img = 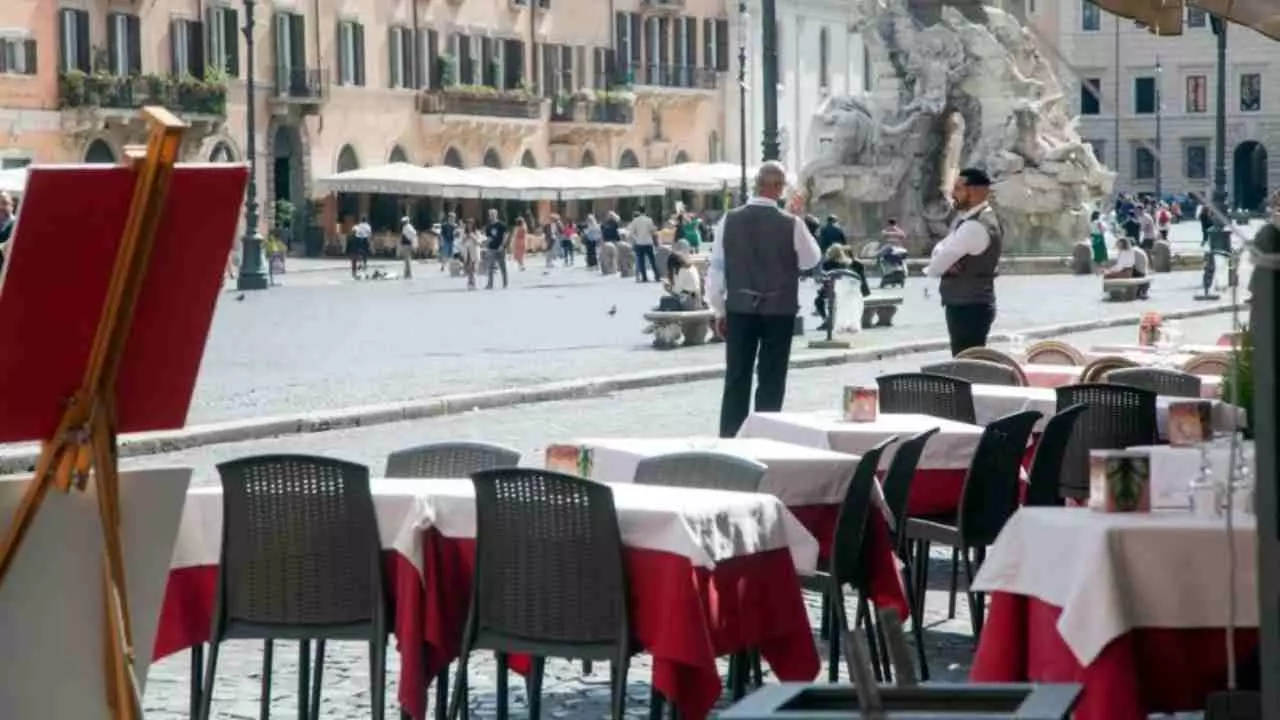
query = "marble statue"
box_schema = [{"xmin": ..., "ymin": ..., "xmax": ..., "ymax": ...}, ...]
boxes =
[
  {"xmin": 799, "ymin": 1, "xmax": 1114, "ymax": 254},
  {"xmin": 617, "ymin": 241, "xmax": 636, "ymax": 278}
]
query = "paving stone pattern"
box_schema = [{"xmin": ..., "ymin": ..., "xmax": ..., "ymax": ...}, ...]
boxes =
[{"xmin": 138, "ymin": 313, "xmax": 1239, "ymax": 718}]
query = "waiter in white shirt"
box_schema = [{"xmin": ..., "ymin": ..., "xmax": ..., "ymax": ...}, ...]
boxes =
[
  {"xmin": 707, "ymin": 162, "xmax": 823, "ymax": 437},
  {"xmin": 925, "ymin": 168, "xmax": 1003, "ymax": 356}
]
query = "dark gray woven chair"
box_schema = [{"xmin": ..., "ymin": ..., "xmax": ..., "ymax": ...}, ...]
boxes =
[
  {"xmin": 921, "ymin": 359, "xmax": 1024, "ymax": 387},
  {"xmin": 633, "ymin": 451, "xmax": 767, "ymax": 492},
  {"xmin": 385, "ymin": 440, "xmax": 521, "ymax": 478},
  {"xmin": 450, "ymin": 468, "xmax": 635, "ymax": 720},
  {"xmin": 1055, "ymin": 384, "xmax": 1158, "ymax": 501},
  {"xmin": 199, "ymin": 455, "xmax": 388, "ymax": 720},
  {"xmin": 877, "ymin": 372, "xmax": 978, "ymax": 424},
  {"xmin": 1025, "ymin": 404, "xmax": 1088, "ymax": 507},
  {"xmin": 1105, "ymin": 367, "xmax": 1203, "ymax": 398}
]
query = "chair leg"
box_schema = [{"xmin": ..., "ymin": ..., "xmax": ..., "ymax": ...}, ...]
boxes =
[
  {"xmin": 370, "ymin": 635, "xmax": 387, "ymax": 720},
  {"xmin": 729, "ymin": 652, "xmax": 748, "ymax": 699},
  {"xmin": 447, "ymin": 653, "xmax": 467, "ymax": 720},
  {"xmin": 297, "ymin": 640, "xmax": 311, "ymax": 720},
  {"xmin": 962, "ymin": 546, "xmax": 987, "ymax": 640},
  {"xmin": 260, "ymin": 640, "xmax": 275, "ymax": 720},
  {"xmin": 830, "ymin": 583, "xmax": 850, "ymax": 683},
  {"xmin": 947, "ymin": 547, "xmax": 960, "ymax": 620},
  {"xmin": 647, "ymin": 687, "xmax": 666, "ymax": 720},
  {"xmin": 197, "ymin": 640, "xmax": 221, "ymax": 720},
  {"xmin": 434, "ymin": 667, "xmax": 449, "ymax": 720},
  {"xmin": 899, "ymin": 559, "xmax": 930, "ymax": 681},
  {"xmin": 611, "ymin": 656, "xmax": 631, "ymax": 720},
  {"xmin": 189, "ymin": 643, "xmax": 204, "ymax": 720},
  {"xmin": 819, "ymin": 590, "xmax": 831, "ymax": 640},
  {"xmin": 751, "ymin": 650, "xmax": 763, "ymax": 687},
  {"xmin": 495, "ymin": 653, "xmax": 509, "ymax": 720},
  {"xmin": 310, "ymin": 640, "xmax": 326, "ymax": 720},
  {"xmin": 856, "ymin": 598, "xmax": 883, "ymax": 683},
  {"xmin": 528, "ymin": 657, "xmax": 545, "ymax": 720},
  {"xmin": 914, "ymin": 540, "xmax": 931, "ymax": 623}
]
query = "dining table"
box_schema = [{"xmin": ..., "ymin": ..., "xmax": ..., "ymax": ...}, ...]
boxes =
[
  {"xmin": 737, "ymin": 411, "xmax": 986, "ymax": 517},
  {"xmin": 544, "ymin": 436, "xmax": 910, "ymax": 620},
  {"xmin": 969, "ymin": 383, "xmax": 1244, "ymax": 437},
  {"xmin": 153, "ymin": 478, "xmax": 822, "ymax": 720},
  {"xmin": 1021, "ymin": 363, "xmax": 1223, "ymax": 397},
  {"xmin": 970, "ymin": 506, "xmax": 1258, "ymax": 720}
]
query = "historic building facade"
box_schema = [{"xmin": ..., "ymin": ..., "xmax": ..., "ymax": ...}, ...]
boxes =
[{"xmin": 0, "ymin": 0, "xmax": 63, "ymax": 169}]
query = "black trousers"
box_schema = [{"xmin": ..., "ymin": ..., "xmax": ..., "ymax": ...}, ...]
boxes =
[
  {"xmin": 944, "ymin": 303, "xmax": 996, "ymax": 357},
  {"xmin": 719, "ymin": 312, "xmax": 796, "ymax": 438}
]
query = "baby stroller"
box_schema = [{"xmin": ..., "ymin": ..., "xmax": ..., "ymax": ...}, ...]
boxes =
[{"xmin": 877, "ymin": 245, "xmax": 908, "ymax": 289}]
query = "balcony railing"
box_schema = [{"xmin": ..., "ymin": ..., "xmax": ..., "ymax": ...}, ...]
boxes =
[
  {"xmin": 626, "ymin": 62, "xmax": 717, "ymax": 90},
  {"xmin": 57, "ymin": 71, "xmax": 228, "ymax": 116},
  {"xmin": 418, "ymin": 86, "xmax": 543, "ymax": 119},
  {"xmin": 549, "ymin": 96, "xmax": 635, "ymax": 124},
  {"xmin": 274, "ymin": 67, "xmax": 329, "ymax": 103}
]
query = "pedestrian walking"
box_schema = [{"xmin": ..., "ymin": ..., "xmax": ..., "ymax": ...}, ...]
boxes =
[
  {"xmin": 512, "ymin": 216, "xmax": 528, "ymax": 270},
  {"xmin": 348, "ymin": 216, "xmax": 371, "ymax": 278},
  {"xmin": 706, "ymin": 161, "xmax": 822, "ymax": 438},
  {"xmin": 543, "ymin": 214, "xmax": 561, "ymax": 271},
  {"xmin": 399, "ymin": 216, "xmax": 417, "ymax": 279},
  {"xmin": 925, "ymin": 167, "xmax": 1003, "ymax": 357},
  {"xmin": 438, "ymin": 212, "xmax": 457, "ymax": 271},
  {"xmin": 460, "ymin": 218, "xmax": 481, "ymax": 290},
  {"xmin": 484, "ymin": 208, "xmax": 509, "ymax": 289},
  {"xmin": 584, "ymin": 214, "xmax": 602, "ymax": 267},
  {"xmin": 628, "ymin": 207, "xmax": 659, "ymax": 282}
]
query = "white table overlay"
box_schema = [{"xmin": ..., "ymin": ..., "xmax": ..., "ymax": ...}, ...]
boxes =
[
  {"xmin": 739, "ymin": 411, "xmax": 984, "ymax": 471},
  {"xmin": 969, "ymin": 384, "xmax": 1244, "ymax": 437}
]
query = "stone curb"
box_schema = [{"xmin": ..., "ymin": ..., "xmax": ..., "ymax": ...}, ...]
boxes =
[{"xmin": 0, "ymin": 302, "xmax": 1241, "ymax": 473}]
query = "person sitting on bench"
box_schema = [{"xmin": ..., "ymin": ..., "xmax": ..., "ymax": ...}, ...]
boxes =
[
  {"xmin": 1102, "ymin": 236, "xmax": 1149, "ymax": 298},
  {"xmin": 814, "ymin": 244, "xmax": 870, "ymax": 331}
]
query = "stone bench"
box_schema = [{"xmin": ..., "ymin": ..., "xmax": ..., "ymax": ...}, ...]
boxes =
[
  {"xmin": 1102, "ymin": 277, "xmax": 1151, "ymax": 302},
  {"xmin": 643, "ymin": 309, "xmax": 714, "ymax": 349},
  {"xmin": 861, "ymin": 295, "xmax": 904, "ymax": 328}
]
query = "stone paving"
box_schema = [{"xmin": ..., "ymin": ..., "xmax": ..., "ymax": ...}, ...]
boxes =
[
  {"xmin": 136, "ymin": 312, "xmax": 1240, "ymax": 718},
  {"xmin": 192, "ymin": 221, "xmax": 1253, "ymax": 426}
]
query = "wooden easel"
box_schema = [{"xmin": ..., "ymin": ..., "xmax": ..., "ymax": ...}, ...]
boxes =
[{"xmin": 0, "ymin": 107, "xmax": 186, "ymax": 720}]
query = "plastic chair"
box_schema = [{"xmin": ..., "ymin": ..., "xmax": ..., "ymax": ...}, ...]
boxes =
[
  {"xmin": 385, "ymin": 440, "xmax": 521, "ymax": 478},
  {"xmin": 1055, "ymin": 384, "xmax": 1158, "ymax": 501},
  {"xmin": 877, "ymin": 372, "xmax": 977, "ymax": 424},
  {"xmin": 1106, "ymin": 367, "xmax": 1203, "ymax": 398},
  {"xmin": 1079, "ymin": 355, "xmax": 1140, "ymax": 382},
  {"xmin": 922, "ymin": 359, "xmax": 1025, "ymax": 387},
  {"xmin": 1024, "ymin": 404, "xmax": 1088, "ymax": 507},
  {"xmin": 633, "ymin": 451, "xmax": 767, "ymax": 492}
]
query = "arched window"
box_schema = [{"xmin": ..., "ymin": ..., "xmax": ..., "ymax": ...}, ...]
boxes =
[
  {"xmin": 618, "ymin": 149, "xmax": 639, "ymax": 169},
  {"xmin": 483, "ymin": 148, "xmax": 502, "ymax": 168},
  {"xmin": 336, "ymin": 144, "xmax": 360, "ymax": 172},
  {"xmin": 673, "ymin": 150, "xmax": 690, "ymax": 164},
  {"xmin": 581, "ymin": 149, "xmax": 597, "ymax": 167},
  {"xmin": 708, "ymin": 131, "xmax": 721, "ymax": 163},
  {"xmin": 520, "ymin": 150, "xmax": 537, "ymax": 168},
  {"xmin": 84, "ymin": 139, "xmax": 116, "ymax": 164},
  {"xmin": 443, "ymin": 147, "xmax": 464, "ymax": 168},
  {"xmin": 388, "ymin": 145, "xmax": 409, "ymax": 163},
  {"xmin": 818, "ymin": 27, "xmax": 830, "ymax": 90},
  {"xmin": 209, "ymin": 141, "xmax": 236, "ymax": 163}
]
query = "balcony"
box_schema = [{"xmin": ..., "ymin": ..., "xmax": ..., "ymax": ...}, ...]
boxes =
[
  {"xmin": 417, "ymin": 86, "xmax": 543, "ymax": 120},
  {"xmin": 641, "ymin": 0, "xmax": 685, "ymax": 11},
  {"xmin": 57, "ymin": 71, "xmax": 228, "ymax": 118},
  {"xmin": 549, "ymin": 93, "xmax": 635, "ymax": 125},
  {"xmin": 272, "ymin": 67, "xmax": 328, "ymax": 114},
  {"xmin": 625, "ymin": 63, "xmax": 717, "ymax": 91}
]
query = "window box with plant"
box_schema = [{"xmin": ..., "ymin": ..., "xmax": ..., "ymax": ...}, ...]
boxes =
[{"xmin": 418, "ymin": 78, "xmax": 542, "ymax": 119}]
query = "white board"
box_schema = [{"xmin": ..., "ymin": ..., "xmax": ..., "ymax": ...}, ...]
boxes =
[{"xmin": 0, "ymin": 466, "xmax": 192, "ymax": 719}]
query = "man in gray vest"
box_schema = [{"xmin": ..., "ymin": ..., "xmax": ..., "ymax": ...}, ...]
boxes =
[
  {"xmin": 707, "ymin": 161, "xmax": 822, "ymax": 437},
  {"xmin": 926, "ymin": 167, "xmax": 1003, "ymax": 356}
]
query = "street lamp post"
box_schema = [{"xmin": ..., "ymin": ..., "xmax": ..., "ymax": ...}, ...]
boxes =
[
  {"xmin": 237, "ymin": 0, "xmax": 269, "ymax": 291},
  {"xmin": 1211, "ymin": 17, "xmax": 1229, "ymax": 225},
  {"xmin": 759, "ymin": 0, "xmax": 779, "ymax": 161},
  {"xmin": 1155, "ymin": 57, "xmax": 1163, "ymax": 201},
  {"xmin": 737, "ymin": 0, "xmax": 748, "ymax": 202}
]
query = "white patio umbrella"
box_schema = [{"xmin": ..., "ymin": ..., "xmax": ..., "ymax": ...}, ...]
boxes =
[
  {"xmin": 314, "ymin": 163, "xmax": 474, "ymax": 196},
  {"xmin": 0, "ymin": 167, "xmax": 27, "ymax": 196},
  {"xmin": 644, "ymin": 162, "xmax": 798, "ymax": 193},
  {"xmin": 438, "ymin": 166, "xmax": 667, "ymax": 201}
]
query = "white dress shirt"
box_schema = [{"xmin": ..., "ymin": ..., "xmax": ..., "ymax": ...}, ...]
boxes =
[
  {"xmin": 925, "ymin": 203, "xmax": 992, "ymax": 278},
  {"xmin": 705, "ymin": 197, "xmax": 822, "ymax": 316},
  {"xmin": 627, "ymin": 215, "xmax": 656, "ymax": 246},
  {"xmin": 671, "ymin": 266, "xmax": 701, "ymax": 296}
]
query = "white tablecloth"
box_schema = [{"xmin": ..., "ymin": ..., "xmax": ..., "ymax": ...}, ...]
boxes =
[
  {"xmin": 1126, "ymin": 441, "xmax": 1253, "ymax": 509},
  {"xmin": 739, "ymin": 411, "xmax": 984, "ymax": 471},
  {"xmin": 572, "ymin": 436, "xmax": 861, "ymax": 507},
  {"xmin": 1085, "ymin": 350, "xmax": 1200, "ymax": 368},
  {"xmin": 1021, "ymin": 364, "xmax": 1222, "ymax": 398},
  {"xmin": 972, "ymin": 507, "xmax": 1258, "ymax": 666},
  {"xmin": 1092, "ymin": 343, "xmax": 1227, "ymax": 356},
  {"xmin": 970, "ymin": 384, "xmax": 1244, "ymax": 438},
  {"xmin": 172, "ymin": 477, "xmax": 819, "ymax": 574}
]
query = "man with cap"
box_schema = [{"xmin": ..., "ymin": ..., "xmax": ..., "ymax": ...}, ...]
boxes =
[
  {"xmin": 926, "ymin": 167, "xmax": 1003, "ymax": 356},
  {"xmin": 707, "ymin": 161, "xmax": 823, "ymax": 438}
]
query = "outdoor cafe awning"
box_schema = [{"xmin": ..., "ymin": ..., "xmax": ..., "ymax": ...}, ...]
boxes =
[
  {"xmin": 315, "ymin": 163, "xmax": 666, "ymax": 201},
  {"xmin": 640, "ymin": 162, "xmax": 798, "ymax": 193}
]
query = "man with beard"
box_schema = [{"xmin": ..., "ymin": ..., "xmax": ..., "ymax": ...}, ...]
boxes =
[{"xmin": 925, "ymin": 168, "xmax": 1003, "ymax": 356}]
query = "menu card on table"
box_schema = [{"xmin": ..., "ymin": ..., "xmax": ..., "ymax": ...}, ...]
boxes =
[{"xmin": 842, "ymin": 386, "xmax": 878, "ymax": 422}]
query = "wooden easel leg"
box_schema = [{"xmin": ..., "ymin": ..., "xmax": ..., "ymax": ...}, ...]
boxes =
[{"xmin": 93, "ymin": 408, "xmax": 140, "ymax": 720}]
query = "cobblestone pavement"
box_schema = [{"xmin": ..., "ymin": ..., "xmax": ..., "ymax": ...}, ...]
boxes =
[
  {"xmin": 137, "ymin": 312, "xmax": 1239, "ymax": 718},
  {"xmin": 192, "ymin": 221, "xmax": 1252, "ymax": 426}
]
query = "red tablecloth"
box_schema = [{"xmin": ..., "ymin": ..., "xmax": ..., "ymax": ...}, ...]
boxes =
[
  {"xmin": 789, "ymin": 505, "xmax": 909, "ymax": 621},
  {"xmin": 971, "ymin": 592, "xmax": 1257, "ymax": 720},
  {"xmin": 416, "ymin": 531, "xmax": 818, "ymax": 720}
]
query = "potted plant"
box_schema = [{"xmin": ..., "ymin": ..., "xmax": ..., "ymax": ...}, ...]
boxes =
[
  {"xmin": 436, "ymin": 54, "xmax": 457, "ymax": 86},
  {"xmin": 1220, "ymin": 325, "xmax": 1254, "ymax": 439},
  {"xmin": 58, "ymin": 70, "xmax": 89, "ymax": 108}
]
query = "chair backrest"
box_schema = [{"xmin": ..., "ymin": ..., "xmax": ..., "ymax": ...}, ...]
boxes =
[
  {"xmin": 879, "ymin": 427, "xmax": 941, "ymax": 550},
  {"xmin": 384, "ymin": 440, "xmax": 521, "ymax": 478},
  {"xmin": 957, "ymin": 411, "xmax": 1042, "ymax": 546},
  {"xmin": 1079, "ymin": 355, "xmax": 1139, "ymax": 383},
  {"xmin": 876, "ymin": 372, "xmax": 977, "ymax": 424},
  {"xmin": 1054, "ymin": 384, "xmax": 1158, "ymax": 500},
  {"xmin": 469, "ymin": 468, "xmax": 628, "ymax": 648},
  {"xmin": 922, "ymin": 359, "xmax": 1024, "ymax": 387},
  {"xmin": 1106, "ymin": 367, "xmax": 1203, "ymax": 398},
  {"xmin": 1024, "ymin": 404, "xmax": 1088, "ymax": 507},
  {"xmin": 1025, "ymin": 340, "xmax": 1086, "ymax": 367},
  {"xmin": 1182, "ymin": 352, "xmax": 1231, "ymax": 376},
  {"xmin": 829, "ymin": 436, "xmax": 898, "ymax": 586},
  {"xmin": 633, "ymin": 451, "xmax": 768, "ymax": 492},
  {"xmin": 216, "ymin": 454, "xmax": 383, "ymax": 627},
  {"xmin": 955, "ymin": 346, "xmax": 1027, "ymax": 377}
]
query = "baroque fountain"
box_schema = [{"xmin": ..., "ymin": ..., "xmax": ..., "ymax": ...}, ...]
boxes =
[{"xmin": 799, "ymin": 0, "xmax": 1115, "ymax": 254}]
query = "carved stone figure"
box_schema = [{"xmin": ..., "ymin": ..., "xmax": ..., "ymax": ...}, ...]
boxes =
[
  {"xmin": 616, "ymin": 241, "xmax": 636, "ymax": 278},
  {"xmin": 799, "ymin": 0, "xmax": 1114, "ymax": 254},
  {"xmin": 599, "ymin": 241, "xmax": 619, "ymax": 275}
]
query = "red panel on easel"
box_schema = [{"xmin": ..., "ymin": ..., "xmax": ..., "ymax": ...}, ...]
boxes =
[{"xmin": 0, "ymin": 164, "xmax": 248, "ymax": 443}]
